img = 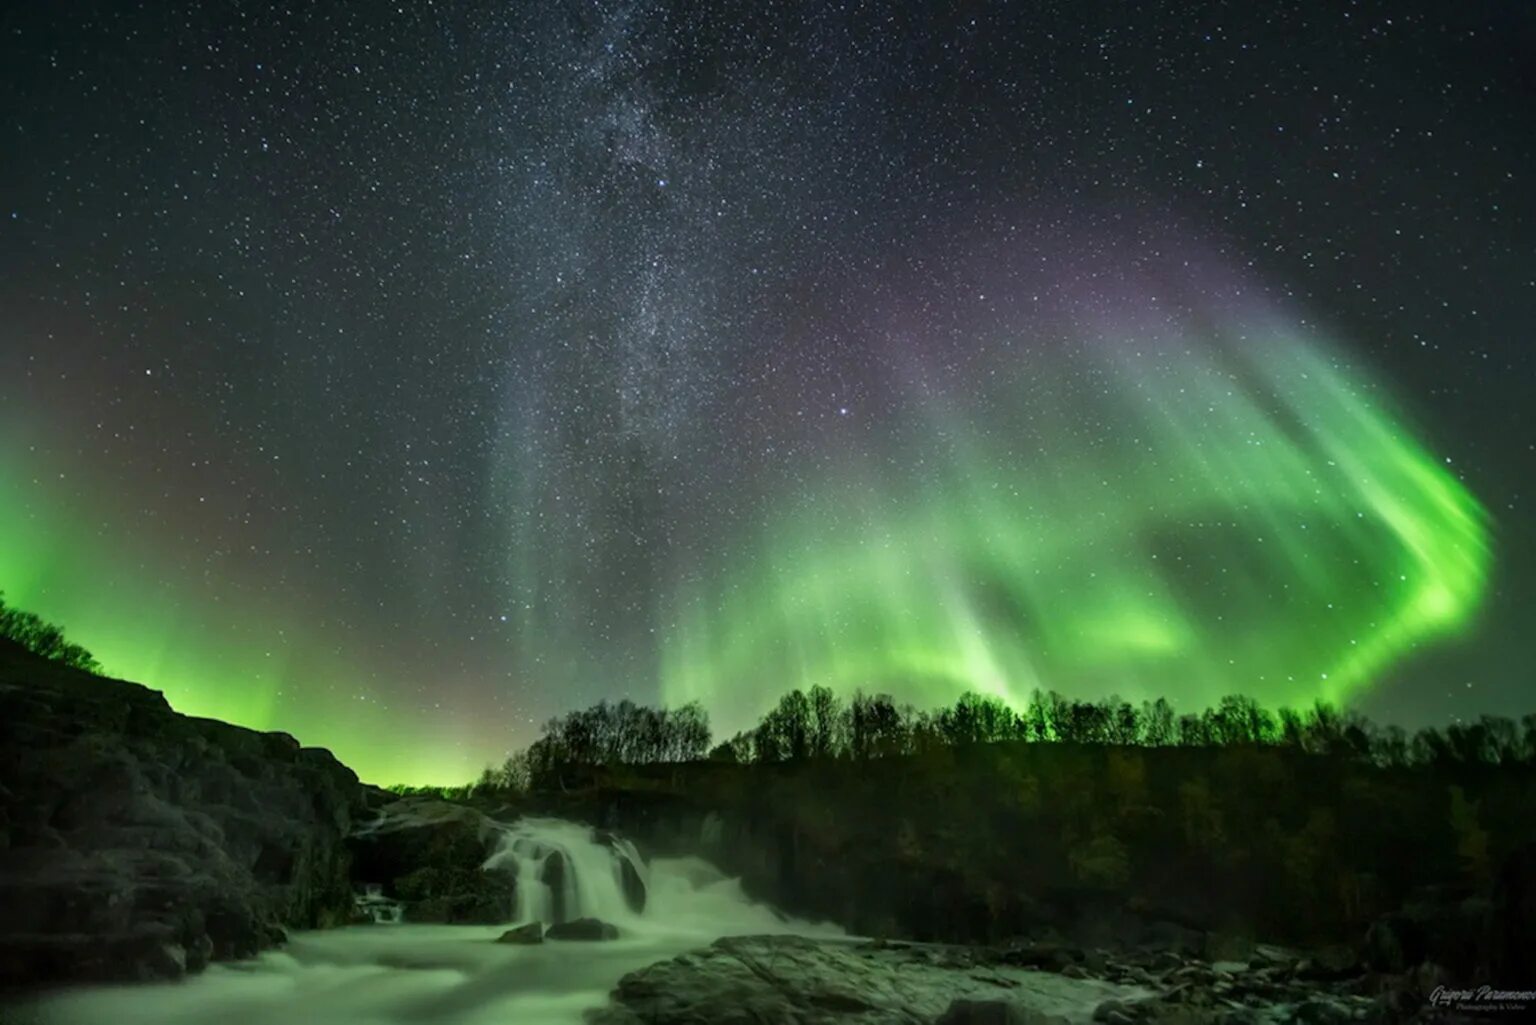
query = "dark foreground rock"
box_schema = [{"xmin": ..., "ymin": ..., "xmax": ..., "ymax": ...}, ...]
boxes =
[
  {"xmin": 586, "ymin": 931, "xmax": 1494, "ymax": 1025},
  {"xmin": 496, "ymin": 922, "xmax": 544, "ymax": 944},
  {"xmin": 548, "ymin": 917, "xmax": 619, "ymax": 941},
  {"xmin": 0, "ymin": 639, "xmax": 368, "ymax": 987},
  {"xmin": 587, "ymin": 935, "xmax": 1148, "ymax": 1025},
  {"xmin": 347, "ymin": 796, "xmax": 514, "ymax": 923},
  {"xmin": 938, "ymin": 998, "xmax": 1066, "ymax": 1024}
]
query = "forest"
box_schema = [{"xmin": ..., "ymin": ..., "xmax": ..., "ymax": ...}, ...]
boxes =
[
  {"xmin": 0, "ymin": 592, "xmax": 100, "ymax": 673},
  {"xmin": 443, "ymin": 685, "xmax": 1536, "ymax": 798}
]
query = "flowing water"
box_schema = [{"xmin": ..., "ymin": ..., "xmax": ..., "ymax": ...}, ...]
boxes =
[
  {"xmin": 9, "ymin": 818, "xmax": 843, "ymax": 1025},
  {"xmin": 484, "ymin": 817, "xmax": 649, "ymax": 926}
]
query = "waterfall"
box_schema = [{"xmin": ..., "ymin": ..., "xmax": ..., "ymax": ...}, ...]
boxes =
[
  {"xmin": 482, "ymin": 818, "xmax": 649, "ymax": 926},
  {"xmin": 21, "ymin": 817, "xmax": 846, "ymax": 1025}
]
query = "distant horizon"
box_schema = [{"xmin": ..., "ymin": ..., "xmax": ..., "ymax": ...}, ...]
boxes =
[{"xmin": 8, "ymin": 616, "xmax": 1523, "ymax": 789}]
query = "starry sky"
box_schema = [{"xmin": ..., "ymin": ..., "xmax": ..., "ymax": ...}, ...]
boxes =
[{"xmin": 0, "ymin": 2, "xmax": 1531, "ymax": 784}]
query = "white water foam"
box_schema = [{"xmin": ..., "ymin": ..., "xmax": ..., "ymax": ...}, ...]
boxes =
[
  {"xmin": 483, "ymin": 817, "xmax": 649, "ymax": 926},
  {"xmin": 8, "ymin": 818, "xmax": 842, "ymax": 1025}
]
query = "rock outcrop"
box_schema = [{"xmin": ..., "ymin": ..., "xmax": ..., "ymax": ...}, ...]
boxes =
[
  {"xmin": 589, "ymin": 935, "xmax": 1149, "ymax": 1025},
  {"xmin": 936, "ymin": 1000, "xmax": 1065, "ymax": 1025},
  {"xmin": 547, "ymin": 917, "xmax": 618, "ymax": 941},
  {"xmin": 496, "ymin": 922, "xmax": 544, "ymax": 944},
  {"xmin": 346, "ymin": 796, "xmax": 515, "ymax": 923},
  {"xmin": 0, "ymin": 640, "xmax": 368, "ymax": 986}
]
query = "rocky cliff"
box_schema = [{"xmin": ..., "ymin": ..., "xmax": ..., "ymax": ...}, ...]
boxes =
[{"xmin": 0, "ymin": 640, "xmax": 369, "ymax": 986}]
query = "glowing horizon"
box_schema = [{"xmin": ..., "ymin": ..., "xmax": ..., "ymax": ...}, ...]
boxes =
[{"xmin": 0, "ymin": 306, "xmax": 1495, "ymax": 785}]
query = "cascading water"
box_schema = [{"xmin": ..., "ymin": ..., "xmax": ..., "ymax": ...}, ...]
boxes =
[
  {"xmin": 482, "ymin": 818, "xmax": 648, "ymax": 927},
  {"xmin": 13, "ymin": 817, "xmax": 844, "ymax": 1025}
]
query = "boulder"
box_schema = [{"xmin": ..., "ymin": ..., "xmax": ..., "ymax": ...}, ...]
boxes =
[
  {"xmin": 546, "ymin": 917, "xmax": 618, "ymax": 941},
  {"xmin": 0, "ymin": 639, "xmax": 367, "ymax": 987},
  {"xmin": 588, "ymin": 934, "xmax": 1149, "ymax": 1025},
  {"xmin": 1000, "ymin": 940, "xmax": 1081, "ymax": 974},
  {"xmin": 496, "ymin": 922, "xmax": 544, "ymax": 944},
  {"xmin": 1293, "ymin": 997, "xmax": 1352, "ymax": 1025},
  {"xmin": 1089, "ymin": 999, "xmax": 1133, "ymax": 1023},
  {"xmin": 1202, "ymin": 933, "xmax": 1255, "ymax": 962},
  {"xmin": 939, "ymin": 998, "xmax": 1068, "ymax": 1025}
]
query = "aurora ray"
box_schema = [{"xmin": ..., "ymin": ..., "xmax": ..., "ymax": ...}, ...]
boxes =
[{"xmin": 659, "ymin": 303, "xmax": 1491, "ymax": 731}]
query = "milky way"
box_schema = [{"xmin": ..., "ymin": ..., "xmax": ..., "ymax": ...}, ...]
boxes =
[{"xmin": 0, "ymin": 2, "xmax": 1530, "ymax": 782}]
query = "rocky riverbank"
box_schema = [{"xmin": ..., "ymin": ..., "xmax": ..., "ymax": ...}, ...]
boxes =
[
  {"xmin": 0, "ymin": 640, "xmax": 370, "ymax": 986},
  {"xmin": 588, "ymin": 933, "xmax": 1481, "ymax": 1025},
  {"xmin": 590, "ymin": 934, "xmax": 1150, "ymax": 1025}
]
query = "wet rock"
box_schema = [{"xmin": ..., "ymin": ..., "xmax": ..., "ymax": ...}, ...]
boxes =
[
  {"xmin": 1091, "ymin": 999, "xmax": 1133, "ymax": 1023},
  {"xmin": 1003, "ymin": 941, "xmax": 1080, "ymax": 973},
  {"xmin": 589, "ymin": 934, "xmax": 1149, "ymax": 1025},
  {"xmin": 496, "ymin": 922, "xmax": 544, "ymax": 944},
  {"xmin": 1203, "ymin": 933, "xmax": 1256, "ymax": 963},
  {"xmin": 938, "ymin": 998, "xmax": 1069, "ymax": 1024},
  {"xmin": 546, "ymin": 916, "xmax": 618, "ymax": 941},
  {"xmin": 1249, "ymin": 944, "xmax": 1299, "ymax": 971},
  {"xmin": 1292, "ymin": 997, "xmax": 1353, "ymax": 1025}
]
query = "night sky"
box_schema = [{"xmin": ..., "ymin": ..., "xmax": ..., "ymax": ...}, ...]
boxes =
[{"xmin": 1, "ymin": 2, "xmax": 1531, "ymax": 784}]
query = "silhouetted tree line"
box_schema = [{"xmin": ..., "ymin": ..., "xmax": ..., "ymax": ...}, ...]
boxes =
[
  {"xmin": 0, "ymin": 592, "xmax": 101, "ymax": 673},
  {"xmin": 468, "ymin": 684, "xmax": 1536, "ymax": 793},
  {"xmin": 476, "ymin": 698, "xmax": 712, "ymax": 792},
  {"xmin": 708, "ymin": 686, "xmax": 1536, "ymax": 769},
  {"xmin": 440, "ymin": 685, "xmax": 1536, "ymax": 952}
]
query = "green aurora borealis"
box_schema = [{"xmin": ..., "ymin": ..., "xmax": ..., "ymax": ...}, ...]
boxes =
[
  {"xmin": 661, "ymin": 318, "xmax": 1491, "ymax": 731},
  {"xmin": 0, "ymin": 307, "xmax": 1494, "ymax": 785},
  {"xmin": 4, "ymin": 0, "xmax": 1528, "ymax": 788},
  {"xmin": 0, "ymin": 435, "xmax": 445, "ymax": 783}
]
